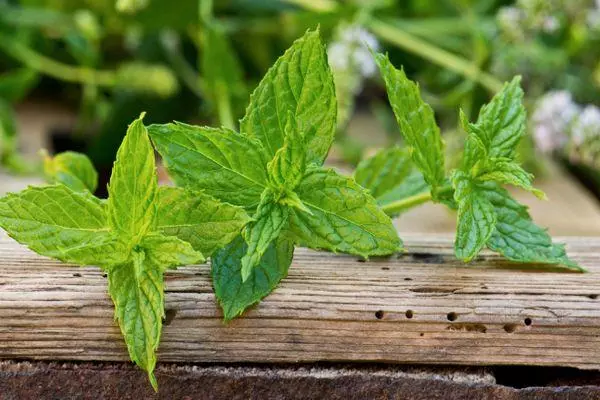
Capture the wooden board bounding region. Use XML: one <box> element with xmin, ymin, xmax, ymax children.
<box><xmin>1</xmin><ymin>231</ymin><xmax>600</xmax><ymax>370</ymax></box>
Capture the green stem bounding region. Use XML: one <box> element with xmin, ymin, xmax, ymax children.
<box><xmin>0</xmin><ymin>33</ymin><xmax>116</xmax><ymax>87</ymax></box>
<box><xmin>366</xmin><ymin>18</ymin><xmax>503</xmax><ymax>94</ymax></box>
<box><xmin>215</xmin><ymin>83</ymin><xmax>235</xmax><ymax>130</ymax></box>
<box><xmin>280</xmin><ymin>0</ymin><xmax>338</xmax><ymax>12</ymax></box>
<box><xmin>381</xmin><ymin>185</ymin><xmax>453</xmax><ymax>215</ymax></box>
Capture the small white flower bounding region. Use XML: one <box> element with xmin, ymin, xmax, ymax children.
<box><xmin>532</xmin><ymin>91</ymin><xmax>580</xmax><ymax>153</ymax></box>
<box><xmin>542</xmin><ymin>16</ymin><xmax>560</xmax><ymax>33</ymax></box>
<box><xmin>327</xmin><ymin>25</ymin><xmax>380</xmax><ymax>79</ymax></box>
<box><xmin>571</xmin><ymin>105</ymin><xmax>600</xmax><ymax>145</ymax></box>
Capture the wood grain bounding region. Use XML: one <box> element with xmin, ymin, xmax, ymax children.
<box><xmin>1</xmin><ymin>231</ymin><xmax>599</xmax><ymax>369</ymax></box>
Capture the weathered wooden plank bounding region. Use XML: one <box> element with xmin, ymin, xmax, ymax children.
<box><xmin>0</xmin><ymin>231</ymin><xmax>600</xmax><ymax>370</ymax></box>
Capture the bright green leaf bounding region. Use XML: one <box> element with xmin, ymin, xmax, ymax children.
<box><xmin>353</xmin><ymin>146</ymin><xmax>414</xmax><ymax>200</ymax></box>
<box><xmin>267</xmin><ymin>112</ymin><xmax>306</xmax><ymax>191</ymax></box>
<box><xmin>157</xmin><ymin>187</ymin><xmax>250</xmax><ymax>257</ymax></box>
<box><xmin>452</xmin><ymin>171</ymin><xmax>496</xmax><ymax>262</ymax></box>
<box><xmin>140</xmin><ymin>233</ymin><xmax>205</xmax><ymax>270</ymax></box>
<box><xmin>43</xmin><ymin>151</ymin><xmax>98</xmax><ymax>193</ymax></box>
<box><xmin>375</xmin><ymin>53</ymin><xmax>446</xmax><ymax>192</ymax></box>
<box><xmin>462</xmin><ymin>77</ymin><xmax>525</xmax><ymax>169</ymax></box>
<box><xmin>0</xmin><ymin>185</ymin><xmax>124</xmax><ymax>267</ymax></box>
<box><xmin>241</xmin><ymin>200</ymin><xmax>289</xmax><ymax>281</ymax></box>
<box><xmin>241</xmin><ymin>29</ymin><xmax>337</xmax><ymax>165</ymax></box>
<box><xmin>479</xmin><ymin>183</ymin><xmax>582</xmax><ymax>271</ymax></box>
<box><xmin>108</xmin><ymin>114</ymin><xmax>158</xmax><ymax>242</ymax></box>
<box><xmin>107</xmin><ymin>250</ymin><xmax>163</xmax><ymax>392</ymax></box>
<box><xmin>149</xmin><ymin>122</ymin><xmax>269</xmax><ymax>208</ymax></box>
<box><xmin>477</xmin><ymin>158</ymin><xmax>546</xmax><ymax>199</ymax></box>
<box><xmin>212</xmin><ymin>234</ymin><xmax>294</xmax><ymax>321</ymax></box>
<box><xmin>289</xmin><ymin>167</ymin><xmax>402</xmax><ymax>257</ymax></box>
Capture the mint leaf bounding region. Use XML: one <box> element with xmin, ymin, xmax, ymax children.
<box><xmin>461</xmin><ymin>77</ymin><xmax>525</xmax><ymax>169</ymax></box>
<box><xmin>354</xmin><ymin>146</ymin><xmax>415</xmax><ymax>200</ymax></box>
<box><xmin>241</xmin><ymin>29</ymin><xmax>336</xmax><ymax>165</ymax></box>
<box><xmin>108</xmin><ymin>250</ymin><xmax>164</xmax><ymax>391</ymax></box>
<box><xmin>241</xmin><ymin>199</ymin><xmax>289</xmax><ymax>281</ymax></box>
<box><xmin>375</xmin><ymin>53</ymin><xmax>446</xmax><ymax>193</ymax></box>
<box><xmin>212</xmin><ymin>234</ymin><xmax>294</xmax><ymax>321</ymax></box>
<box><xmin>43</xmin><ymin>151</ymin><xmax>98</xmax><ymax>193</ymax></box>
<box><xmin>149</xmin><ymin>122</ymin><xmax>269</xmax><ymax>208</ymax></box>
<box><xmin>479</xmin><ymin>183</ymin><xmax>582</xmax><ymax>271</ymax></box>
<box><xmin>452</xmin><ymin>171</ymin><xmax>496</xmax><ymax>262</ymax></box>
<box><xmin>477</xmin><ymin>158</ymin><xmax>546</xmax><ymax>199</ymax></box>
<box><xmin>140</xmin><ymin>233</ymin><xmax>205</xmax><ymax>269</ymax></box>
<box><xmin>289</xmin><ymin>167</ymin><xmax>402</xmax><ymax>257</ymax></box>
<box><xmin>267</xmin><ymin>113</ymin><xmax>306</xmax><ymax>191</ymax></box>
<box><xmin>0</xmin><ymin>185</ymin><xmax>124</xmax><ymax>266</ymax></box>
<box><xmin>157</xmin><ymin>186</ymin><xmax>249</xmax><ymax>256</ymax></box>
<box><xmin>0</xmin><ymin>113</ymin><xmax>216</xmax><ymax>389</ymax></box>
<box><xmin>108</xmin><ymin>114</ymin><xmax>158</xmax><ymax>242</ymax></box>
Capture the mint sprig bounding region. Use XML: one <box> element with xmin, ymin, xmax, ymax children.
<box><xmin>150</xmin><ymin>29</ymin><xmax>401</xmax><ymax>320</ymax></box>
<box><xmin>370</xmin><ymin>54</ymin><xmax>582</xmax><ymax>271</ymax></box>
<box><xmin>0</xmin><ymin>114</ymin><xmax>249</xmax><ymax>389</ymax></box>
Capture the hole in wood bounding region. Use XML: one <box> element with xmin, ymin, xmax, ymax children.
<box><xmin>419</xmin><ymin>332</ymin><xmax>424</xmax><ymax>337</ymax></box>
<box><xmin>446</xmin><ymin>323</ymin><xmax>487</xmax><ymax>333</ymax></box>
<box><xmin>375</xmin><ymin>310</ymin><xmax>385</xmax><ymax>320</ymax></box>
<box><xmin>72</xmin><ymin>273</ymin><xmax>81</xmax><ymax>278</ymax></box>
<box><xmin>102</xmin><ymin>273</ymin><xmax>107</xmax><ymax>278</ymax></box>
<box><xmin>405</xmin><ymin>310</ymin><xmax>414</xmax><ymax>319</ymax></box>
<box><xmin>588</xmin><ymin>294</ymin><xmax>598</xmax><ymax>300</ymax></box>
<box><xmin>381</xmin><ymin>267</ymin><xmax>390</xmax><ymax>271</ymax></box>
<box><xmin>524</xmin><ymin>317</ymin><xmax>532</xmax><ymax>326</ymax></box>
<box><xmin>410</xmin><ymin>252</ymin><xmax>445</xmax><ymax>264</ymax></box>
<box><xmin>163</xmin><ymin>309</ymin><xmax>178</xmax><ymax>326</ymax></box>
<box><xmin>404</xmin><ymin>277</ymin><xmax>413</xmax><ymax>281</ymax></box>
<box><xmin>447</xmin><ymin>312</ymin><xmax>458</xmax><ymax>321</ymax></box>
<box><xmin>503</xmin><ymin>323</ymin><xmax>518</xmax><ymax>333</ymax></box>
<box><xmin>357</xmin><ymin>258</ymin><xmax>366</xmax><ymax>263</ymax></box>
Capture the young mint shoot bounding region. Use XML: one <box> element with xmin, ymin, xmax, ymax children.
<box><xmin>0</xmin><ymin>114</ymin><xmax>249</xmax><ymax>389</ymax></box>
<box><xmin>357</xmin><ymin>53</ymin><xmax>582</xmax><ymax>271</ymax></box>
<box><xmin>42</xmin><ymin>150</ymin><xmax>98</xmax><ymax>193</ymax></box>
<box><xmin>149</xmin><ymin>29</ymin><xmax>402</xmax><ymax>320</ymax></box>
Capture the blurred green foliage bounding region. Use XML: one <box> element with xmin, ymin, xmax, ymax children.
<box><xmin>0</xmin><ymin>0</ymin><xmax>598</xmax><ymax>179</ymax></box>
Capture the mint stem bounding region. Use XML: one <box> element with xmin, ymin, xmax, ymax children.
<box><xmin>366</xmin><ymin>18</ymin><xmax>503</xmax><ymax>93</ymax></box>
<box><xmin>0</xmin><ymin>33</ymin><xmax>116</xmax><ymax>87</ymax></box>
<box><xmin>381</xmin><ymin>185</ymin><xmax>453</xmax><ymax>215</ymax></box>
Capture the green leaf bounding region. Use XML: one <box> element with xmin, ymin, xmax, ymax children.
<box><xmin>140</xmin><ymin>233</ymin><xmax>205</xmax><ymax>270</ymax></box>
<box><xmin>0</xmin><ymin>185</ymin><xmax>124</xmax><ymax>267</ymax></box>
<box><xmin>376</xmin><ymin>170</ymin><xmax>429</xmax><ymax>213</ymax></box>
<box><xmin>452</xmin><ymin>171</ymin><xmax>496</xmax><ymax>262</ymax></box>
<box><xmin>241</xmin><ymin>29</ymin><xmax>337</xmax><ymax>165</ymax></box>
<box><xmin>241</xmin><ymin>199</ymin><xmax>289</xmax><ymax>281</ymax></box>
<box><xmin>289</xmin><ymin>167</ymin><xmax>401</xmax><ymax>257</ymax></box>
<box><xmin>477</xmin><ymin>158</ymin><xmax>546</xmax><ymax>199</ymax></box>
<box><xmin>0</xmin><ymin>68</ymin><xmax>39</xmax><ymax>103</ymax></box>
<box><xmin>108</xmin><ymin>114</ymin><xmax>158</xmax><ymax>243</ymax></box>
<box><xmin>43</xmin><ymin>151</ymin><xmax>98</xmax><ymax>193</ymax></box>
<box><xmin>157</xmin><ymin>186</ymin><xmax>250</xmax><ymax>256</ymax></box>
<box><xmin>149</xmin><ymin>122</ymin><xmax>269</xmax><ymax>208</ymax></box>
<box><xmin>375</xmin><ymin>53</ymin><xmax>446</xmax><ymax>192</ymax></box>
<box><xmin>353</xmin><ymin>146</ymin><xmax>414</xmax><ymax>200</ymax></box>
<box><xmin>461</xmin><ymin>77</ymin><xmax>525</xmax><ymax>169</ymax></box>
<box><xmin>479</xmin><ymin>183</ymin><xmax>582</xmax><ymax>271</ymax></box>
<box><xmin>267</xmin><ymin>113</ymin><xmax>306</xmax><ymax>191</ymax></box>
<box><xmin>107</xmin><ymin>249</ymin><xmax>163</xmax><ymax>392</ymax></box>
<box><xmin>212</xmin><ymin>234</ymin><xmax>294</xmax><ymax>321</ymax></box>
